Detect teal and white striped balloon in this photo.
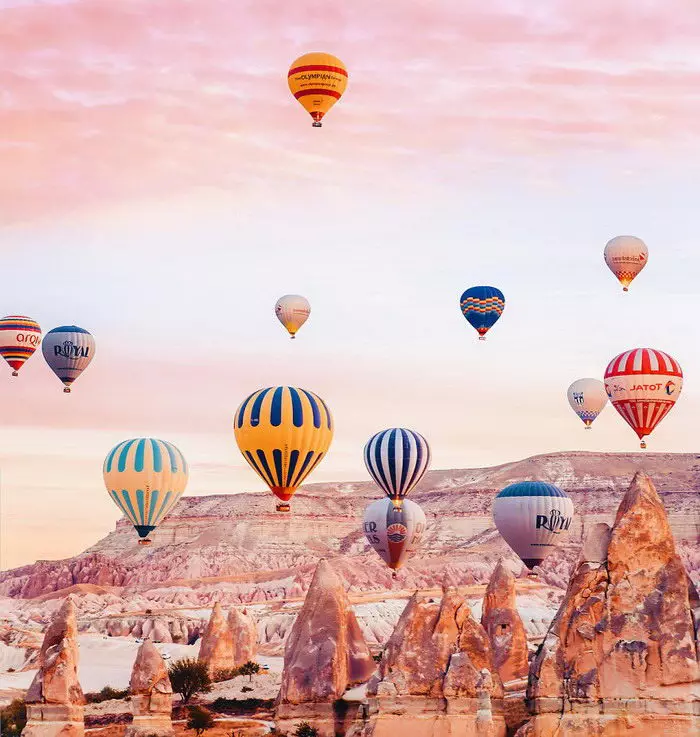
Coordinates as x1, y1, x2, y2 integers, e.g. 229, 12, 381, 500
103, 438, 188, 545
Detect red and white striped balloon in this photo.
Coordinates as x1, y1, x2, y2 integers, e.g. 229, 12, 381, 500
604, 348, 682, 448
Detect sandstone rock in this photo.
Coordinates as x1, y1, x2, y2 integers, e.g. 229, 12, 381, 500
277, 559, 374, 705
526, 472, 700, 735
481, 560, 529, 685
125, 639, 174, 737
22, 597, 85, 737
198, 602, 235, 676
228, 607, 257, 667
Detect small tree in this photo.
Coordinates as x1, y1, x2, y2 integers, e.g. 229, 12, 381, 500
238, 661, 260, 682
0, 699, 27, 737
186, 705, 214, 737
168, 658, 212, 703
293, 722, 318, 737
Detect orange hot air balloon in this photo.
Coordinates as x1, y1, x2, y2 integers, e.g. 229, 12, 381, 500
288, 53, 348, 127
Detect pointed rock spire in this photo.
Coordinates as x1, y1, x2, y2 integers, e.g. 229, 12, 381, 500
198, 601, 235, 676
126, 639, 174, 737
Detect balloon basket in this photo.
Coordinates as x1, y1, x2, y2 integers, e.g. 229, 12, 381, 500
585, 425, 592, 430
63, 387, 71, 394
312, 121, 322, 128
138, 539, 152, 546
640, 440, 647, 449
290, 335, 296, 340
526, 571, 538, 580
11, 370, 18, 377
276, 503, 291, 513
391, 571, 398, 580
478, 336, 486, 341
623, 287, 629, 292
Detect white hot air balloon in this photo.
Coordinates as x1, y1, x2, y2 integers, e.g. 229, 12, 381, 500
42, 325, 95, 393
603, 236, 648, 291
275, 295, 311, 339
493, 481, 574, 573
363, 497, 426, 576
567, 378, 608, 429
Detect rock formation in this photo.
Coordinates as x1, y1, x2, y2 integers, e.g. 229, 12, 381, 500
521, 472, 700, 736
22, 597, 85, 737
197, 601, 235, 676
125, 639, 174, 737
276, 559, 375, 736
228, 607, 257, 667
365, 587, 506, 737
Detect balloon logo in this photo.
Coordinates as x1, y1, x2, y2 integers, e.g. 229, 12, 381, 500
0, 315, 42, 377
42, 325, 95, 393
364, 428, 430, 509
363, 497, 426, 573
566, 378, 608, 429
604, 236, 648, 291
459, 286, 505, 340
103, 438, 189, 545
604, 348, 683, 448
493, 481, 574, 571
288, 53, 348, 127
234, 386, 333, 511
275, 295, 310, 339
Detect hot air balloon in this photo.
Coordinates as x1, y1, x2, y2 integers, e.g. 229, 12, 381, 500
234, 386, 333, 512
604, 348, 682, 449
275, 295, 311, 339
0, 315, 42, 377
459, 286, 505, 340
604, 236, 648, 291
103, 438, 188, 545
566, 378, 608, 429
42, 325, 95, 393
364, 428, 430, 510
363, 497, 426, 577
493, 481, 574, 572
288, 52, 348, 127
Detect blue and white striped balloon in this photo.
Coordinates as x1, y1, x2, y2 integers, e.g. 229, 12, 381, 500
363, 428, 431, 507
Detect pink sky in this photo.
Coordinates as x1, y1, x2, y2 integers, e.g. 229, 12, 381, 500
1, 0, 699, 569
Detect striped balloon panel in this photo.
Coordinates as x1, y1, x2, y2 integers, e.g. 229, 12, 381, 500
493, 482, 574, 569
604, 348, 683, 440
288, 52, 348, 123
275, 295, 311, 337
103, 438, 188, 538
363, 428, 431, 503
42, 326, 95, 388
234, 386, 334, 502
363, 497, 426, 570
459, 286, 505, 336
604, 236, 648, 289
0, 315, 42, 372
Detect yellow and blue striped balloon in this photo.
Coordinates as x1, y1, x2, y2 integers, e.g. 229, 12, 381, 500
103, 438, 188, 544
234, 386, 333, 511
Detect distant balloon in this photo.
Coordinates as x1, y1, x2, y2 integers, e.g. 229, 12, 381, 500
604, 236, 648, 291
364, 428, 430, 509
42, 326, 95, 393
459, 286, 505, 340
566, 378, 608, 429
288, 52, 348, 127
275, 295, 311, 339
363, 497, 426, 574
604, 348, 682, 449
493, 481, 574, 571
0, 315, 42, 377
103, 438, 189, 545
234, 386, 334, 511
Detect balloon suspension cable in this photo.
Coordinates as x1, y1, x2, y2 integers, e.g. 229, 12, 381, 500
63, 386, 71, 393
11, 370, 18, 377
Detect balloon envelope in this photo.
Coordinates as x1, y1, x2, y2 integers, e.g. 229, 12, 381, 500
493, 481, 574, 570
604, 236, 648, 291
234, 386, 333, 509
364, 428, 430, 507
275, 295, 310, 338
103, 438, 189, 543
459, 286, 505, 339
604, 348, 682, 448
567, 378, 608, 428
288, 52, 348, 127
0, 315, 42, 376
42, 325, 95, 392
363, 497, 426, 570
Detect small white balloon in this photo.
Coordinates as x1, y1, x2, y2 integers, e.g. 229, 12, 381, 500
363, 497, 426, 571
275, 295, 310, 338
567, 378, 608, 429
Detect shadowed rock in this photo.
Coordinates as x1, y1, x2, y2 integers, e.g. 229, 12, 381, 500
126, 638, 174, 737
197, 601, 235, 676
228, 607, 257, 667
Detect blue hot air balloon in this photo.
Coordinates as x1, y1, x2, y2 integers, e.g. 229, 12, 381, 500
459, 286, 505, 340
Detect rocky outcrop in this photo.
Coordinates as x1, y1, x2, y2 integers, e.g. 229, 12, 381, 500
22, 597, 85, 737
228, 607, 257, 667
522, 472, 700, 736
197, 602, 235, 676
125, 639, 174, 737
365, 587, 506, 737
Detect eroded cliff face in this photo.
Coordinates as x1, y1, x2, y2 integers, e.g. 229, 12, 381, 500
521, 472, 700, 736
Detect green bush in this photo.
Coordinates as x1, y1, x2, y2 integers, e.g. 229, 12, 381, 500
0, 699, 26, 737
168, 658, 212, 704
186, 705, 215, 736
238, 661, 260, 682
213, 666, 240, 682
209, 697, 274, 713
293, 722, 318, 737
84, 686, 130, 703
